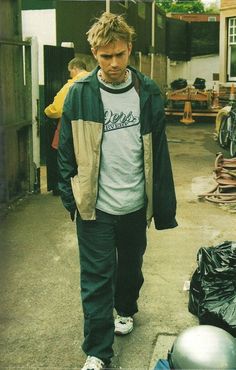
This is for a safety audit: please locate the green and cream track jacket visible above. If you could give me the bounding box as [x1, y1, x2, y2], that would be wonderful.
[58, 66, 177, 230]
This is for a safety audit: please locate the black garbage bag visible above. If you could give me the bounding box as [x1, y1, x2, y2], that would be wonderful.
[188, 241, 236, 337]
[170, 78, 187, 90]
[193, 77, 206, 90]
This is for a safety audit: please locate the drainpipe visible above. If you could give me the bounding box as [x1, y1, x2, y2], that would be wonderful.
[106, 0, 110, 12]
[150, 0, 155, 80]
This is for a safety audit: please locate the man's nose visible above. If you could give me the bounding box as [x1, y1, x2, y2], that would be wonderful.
[111, 57, 118, 67]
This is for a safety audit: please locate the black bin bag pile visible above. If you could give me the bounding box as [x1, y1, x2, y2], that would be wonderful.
[189, 241, 236, 336]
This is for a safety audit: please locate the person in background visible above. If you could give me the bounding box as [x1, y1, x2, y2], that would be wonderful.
[58, 12, 177, 370]
[44, 58, 89, 195]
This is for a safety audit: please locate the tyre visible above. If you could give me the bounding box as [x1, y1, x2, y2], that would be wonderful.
[219, 115, 231, 148]
[230, 124, 236, 157]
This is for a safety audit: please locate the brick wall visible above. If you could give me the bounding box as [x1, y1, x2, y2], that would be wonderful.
[169, 13, 220, 22]
[221, 0, 236, 7]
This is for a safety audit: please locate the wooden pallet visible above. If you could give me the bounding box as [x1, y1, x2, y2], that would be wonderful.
[167, 87, 211, 103]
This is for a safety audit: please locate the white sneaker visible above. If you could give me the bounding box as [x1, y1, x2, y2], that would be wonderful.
[114, 315, 133, 336]
[81, 356, 105, 370]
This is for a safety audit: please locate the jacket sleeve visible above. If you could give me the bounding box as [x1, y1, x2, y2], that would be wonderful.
[57, 92, 77, 214]
[44, 83, 71, 119]
[152, 94, 178, 230]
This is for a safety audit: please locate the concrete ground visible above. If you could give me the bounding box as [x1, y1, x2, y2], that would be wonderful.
[1, 119, 236, 369]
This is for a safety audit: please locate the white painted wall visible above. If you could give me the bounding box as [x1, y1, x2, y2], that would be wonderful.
[27, 36, 41, 174]
[167, 54, 219, 90]
[22, 9, 56, 85]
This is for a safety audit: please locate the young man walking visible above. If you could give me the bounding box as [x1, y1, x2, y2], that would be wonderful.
[58, 12, 177, 370]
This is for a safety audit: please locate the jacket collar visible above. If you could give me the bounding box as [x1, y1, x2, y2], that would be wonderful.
[128, 65, 160, 94]
[76, 65, 161, 109]
[76, 66, 101, 95]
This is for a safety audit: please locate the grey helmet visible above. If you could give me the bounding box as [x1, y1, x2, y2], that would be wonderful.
[168, 325, 236, 369]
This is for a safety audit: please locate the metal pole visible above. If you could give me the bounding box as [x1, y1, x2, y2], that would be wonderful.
[106, 0, 110, 12]
[150, 0, 155, 80]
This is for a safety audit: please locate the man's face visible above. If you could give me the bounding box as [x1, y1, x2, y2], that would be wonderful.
[92, 39, 132, 83]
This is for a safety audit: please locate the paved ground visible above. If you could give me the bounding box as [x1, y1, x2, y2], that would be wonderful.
[0, 119, 235, 369]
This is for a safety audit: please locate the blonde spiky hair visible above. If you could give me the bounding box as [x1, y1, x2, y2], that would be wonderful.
[86, 12, 135, 49]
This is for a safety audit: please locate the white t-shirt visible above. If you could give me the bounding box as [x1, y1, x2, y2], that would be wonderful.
[96, 70, 145, 215]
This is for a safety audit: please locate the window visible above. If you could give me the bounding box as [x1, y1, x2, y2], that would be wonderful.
[228, 18, 236, 81]
[208, 16, 216, 22]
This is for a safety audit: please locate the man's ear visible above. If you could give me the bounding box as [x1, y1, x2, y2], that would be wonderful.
[91, 48, 97, 59]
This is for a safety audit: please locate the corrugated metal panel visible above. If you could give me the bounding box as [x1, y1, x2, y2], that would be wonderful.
[56, 1, 105, 54]
[0, 41, 33, 203]
[0, 0, 34, 206]
[166, 18, 191, 61]
[191, 22, 219, 57]
[56, 1, 166, 55]
[21, 0, 56, 10]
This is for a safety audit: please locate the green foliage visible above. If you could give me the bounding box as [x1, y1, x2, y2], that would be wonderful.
[156, 0, 172, 12]
[156, 0, 205, 14]
[205, 5, 220, 14]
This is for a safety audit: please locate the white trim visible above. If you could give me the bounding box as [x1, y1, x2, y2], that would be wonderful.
[227, 17, 236, 81]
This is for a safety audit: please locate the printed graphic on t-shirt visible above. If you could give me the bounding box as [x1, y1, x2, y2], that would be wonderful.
[104, 109, 139, 132]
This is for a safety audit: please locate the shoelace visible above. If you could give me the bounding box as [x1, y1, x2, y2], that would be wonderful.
[116, 315, 133, 324]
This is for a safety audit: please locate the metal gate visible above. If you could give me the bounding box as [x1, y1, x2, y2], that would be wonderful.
[43, 45, 74, 192]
